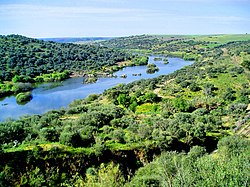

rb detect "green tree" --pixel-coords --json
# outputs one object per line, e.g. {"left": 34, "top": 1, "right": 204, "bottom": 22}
{"left": 117, "top": 93, "right": 130, "bottom": 107}
{"left": 84, "top": 162, "right": 125, "bottom": 187}
{"left": 173, "top": 97, "right": 191, "bottom": 112}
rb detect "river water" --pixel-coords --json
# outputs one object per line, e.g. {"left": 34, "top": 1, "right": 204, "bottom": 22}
{"left": 0, "top": 56, "right": 193, "bottom": 121}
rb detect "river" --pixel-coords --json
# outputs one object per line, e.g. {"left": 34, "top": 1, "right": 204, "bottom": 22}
{"left": 0, "top": 56, "right": 193, "bottom": 121}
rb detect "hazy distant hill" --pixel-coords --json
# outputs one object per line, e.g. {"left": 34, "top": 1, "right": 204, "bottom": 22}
{"left": 41, "top": 37, "right": 114, "bottom": 43}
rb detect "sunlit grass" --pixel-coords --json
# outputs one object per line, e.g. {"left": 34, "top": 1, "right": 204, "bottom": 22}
{"left": 195, "top": 34, "right": 250, "bottom": 44}
{"left": 135, "top": 103, "right": 159, "bottom": 114}
{"left": 210, "top": 73, "right": 247, "bottom": 96}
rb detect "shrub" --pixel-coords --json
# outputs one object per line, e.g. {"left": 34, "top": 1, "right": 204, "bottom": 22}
{"left": 173, "top": 98, "right": 191, "bottom": 112}
{"left": 228, "top": 103, "right": 247, "bottom": 114}
{"left": 189, "top": 82, "right": 201, "bottom": 92}
{"left": 16, "top": 92, "right": 32, "bottom": 103}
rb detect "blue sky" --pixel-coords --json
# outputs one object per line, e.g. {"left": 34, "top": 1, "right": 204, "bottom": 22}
{"left": 0, "top": 0, "right": 249, "bottom": 37}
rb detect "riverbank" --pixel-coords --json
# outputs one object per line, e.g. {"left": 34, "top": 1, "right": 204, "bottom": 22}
{"left": 0, "top": 56, "right": 193, "bottom": 121}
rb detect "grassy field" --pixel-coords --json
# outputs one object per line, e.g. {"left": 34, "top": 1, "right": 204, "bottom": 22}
{"left": 156, "top": 34, "right": 250, "bottom": 42}
{"left": 194, "top": 34, "right": 250, "bottom": 44}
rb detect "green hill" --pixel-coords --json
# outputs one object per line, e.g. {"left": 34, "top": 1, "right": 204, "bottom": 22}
{"left": 0, "top": 35, "right": 131, "bottom": 97}
{"left": 0, "top": 35, "right": 129, "bottom": 81}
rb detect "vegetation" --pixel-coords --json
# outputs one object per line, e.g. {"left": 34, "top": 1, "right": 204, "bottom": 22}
{"left": 83, "top": 76, "right": 98, "bottom": 84}
{"left": 146, "top": 63, "right": 159, "bottom": 74}
{"left": 154, "top": 57, "right": 162, "bottom": 61}
{"left": 15, "top": 92, "right": 32, "bottom": 103}
{"left": 129, "top": 136, "right": 249, "bottom": 187}
{"left": 0, "top": 34, "right": 250, "bottom": 186}
{"left": 163, "top": 58, "right": 169, "bottom": 64}
{"left": 0, "top": 34, "right": 131, "bottom": 97}
{"left": 0, "top": 34, "right": 130, "bottom": 81}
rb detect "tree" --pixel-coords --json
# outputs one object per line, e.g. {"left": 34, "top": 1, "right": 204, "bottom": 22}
{"left": 241, "top": 59, "right": 250, "bottom": 70}
{"left": 189, "top": 82, "right": 201, "bottom": 92}
{"left": 129, "top": 101, "right": 138, "bottom": 112}
{"left": 203, "top": 83, "right": 216, "bottom": 97}
{"left": 84, "top": 162, "right": 125, "bottom": 187}
{"left": 117, "top": 93, "right": 130, "bottom": 107}
{"left": 144, "top": 92, "right": 159, "bottom": 103}
{"left": 173, "top": 97, "right": 191, "bottom": 112}
{"left": 223, "top": 88, "right": 236, "bottom": 101}
{"left": 59, "top": 131, "right": 83, "bottom": 147}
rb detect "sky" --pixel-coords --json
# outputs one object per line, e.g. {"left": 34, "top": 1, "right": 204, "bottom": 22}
{"left": 0, "top": 0, "right": 249, "bottom": 38}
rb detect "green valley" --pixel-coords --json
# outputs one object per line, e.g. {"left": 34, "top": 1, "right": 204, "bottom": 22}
{"left": 0, "top": 34, "right": 249, "bottom": 186}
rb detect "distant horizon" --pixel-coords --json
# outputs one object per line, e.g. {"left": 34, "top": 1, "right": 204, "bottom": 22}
{"left": 39, "top": 33, "right": 249, "bottom": 38}
{"left": 1, "top": 0, "right": 249, "bottom": 37}
{"left": 2, "top": 33, "right": 249, "bottom": 39}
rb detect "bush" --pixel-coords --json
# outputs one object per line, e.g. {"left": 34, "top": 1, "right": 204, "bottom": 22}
{"left": 173, "top": 97, "right": 191, "bottom": 112}
{"left": 40, "top": 127, "right": 60, "bottom": 142}
{"left": 146, "top": 64, "right": 159, "bottom": 74}
{"left": 179, "top": 81, "right": 191, "bottom": 88}
{"left": 228, "top": 103, "right": 247, "bottom": 114}
{"left": 117, "top": 93, "right": 130, "bottom": 107}
{"left": 241, "top": 59, "right": 250, "bottom": 70}
{"left": 217, "top": 135, "right": 250, "bottom": 157}
{"left": 85, "top": 94, "right": 99, "bottom": 103}
{"left": 189, "top": 82, "right": 201, "bottom": 92}
{"left": 188, "top": 146, "right": 206, "bottom": 159}
{"left": 16, "top": 92, "right": 32, "bottom": 103}
{"left": 229, "top": 66, "right": 244, "bottom": 74}
{"left": 223, "top": 88, "right": 236, "bottom": 101}
{"left": 84, "top": 162, "right": 125, "bottom": 187}
{"left": 11, "top": 83, "right": 33, "bottom": 94}
{"left": 59, "top": 131, "right": 83, "bottom": 147}
{"left": 144, "top": 92, "right": 159, "bottom": 103}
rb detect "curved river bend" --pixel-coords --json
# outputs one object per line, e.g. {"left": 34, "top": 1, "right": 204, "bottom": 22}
{"left": 0, "top": 56, "right": 193, "bottom": 121}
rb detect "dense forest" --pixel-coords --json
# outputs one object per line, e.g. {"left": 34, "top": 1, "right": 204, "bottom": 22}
{"left": 0, "top": 34, "right": 250, "bottom": 186}
{"left": 0, "top": 35, "right": 136, "bottom": 97}
{"left": 0, "top": 35, "right": 131, "bottom": 81}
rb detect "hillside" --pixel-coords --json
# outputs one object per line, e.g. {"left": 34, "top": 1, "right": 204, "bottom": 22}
{"left": 0, "top": 35, "right": 129, "bottom": 81}
{"left": 0, "top": 35, "right": 132, "bottom": 97}
{"left": 100, "top": 34, "right": 250, "bottom": 50}
{"left": 0, "top": 35, "right": 249, "bottom": 186}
